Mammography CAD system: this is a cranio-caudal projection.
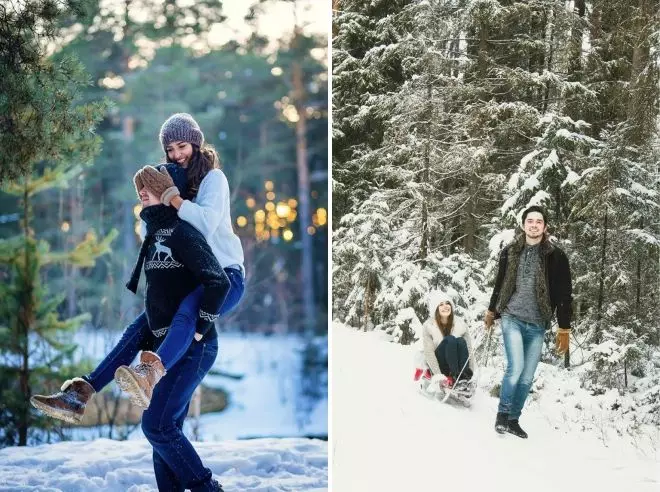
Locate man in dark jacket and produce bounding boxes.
[484,206,573,438]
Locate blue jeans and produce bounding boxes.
[86,267,244,390]
[434,335,473,380]
[142,337,219,492]
[498,314,545,419]
[156,267,245,370]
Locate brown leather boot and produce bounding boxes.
[30,377,95,424]
[114,351,166,408]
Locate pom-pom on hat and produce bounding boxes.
[159,113,204,153]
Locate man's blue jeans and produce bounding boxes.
[142,336,219,492]
[497,314,545,420]
[86,267,244,391]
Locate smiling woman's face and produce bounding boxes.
[166,141,194,167]
[437,302,452,317]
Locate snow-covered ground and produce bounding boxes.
[332,322,659,492]
[0,437,327,491]
[68,331,327,441]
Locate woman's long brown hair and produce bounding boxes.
[165,144,220,200]
[435,304,453,337]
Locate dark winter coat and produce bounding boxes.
[126,204,230,342]
[488,234,573,329]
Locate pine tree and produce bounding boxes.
[0,166,117,447]
[332,194,393,329]
[0,0,104,183]
[0,0,115,447]
[332,0,415,223]
[332,1,660,405]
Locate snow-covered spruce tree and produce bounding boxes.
[569,129,660,387]
[332,194,393,330]
[440,0,586,253]
[567,0,660,389]
[372,0,586,324]
[357,0,461,263]
[374,250,490,346]
[332,0,416,225]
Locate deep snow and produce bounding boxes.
[64,332,327,442]
[332,323,659,492]
[0,438,327,491]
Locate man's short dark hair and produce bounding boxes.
[521,206,547,226]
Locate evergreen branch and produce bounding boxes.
[41,228,118,267]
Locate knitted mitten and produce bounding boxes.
[135,166,180,205]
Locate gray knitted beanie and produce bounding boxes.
[159,113,204,152]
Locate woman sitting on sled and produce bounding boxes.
[415,291,475,394]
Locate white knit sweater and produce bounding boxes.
[422,318,475,376]
[141,168,244,273]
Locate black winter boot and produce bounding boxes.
[495,412,509,434]
[506,419,528,439]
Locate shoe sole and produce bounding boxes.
[495,425,508,434]
[114,367,150,408]
[30,398,83,425]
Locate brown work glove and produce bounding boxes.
[139,166,180,206]
[555,328,571,355]
[484,310,496,330]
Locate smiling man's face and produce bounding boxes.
[523,211,546,240]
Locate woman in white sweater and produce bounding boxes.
[423,291,475,389]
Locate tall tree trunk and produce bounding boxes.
[67,181,82,318]
[595,209,608,344]
[566,0,586,122]
[478,20,488,78]
[332,0,340,38]
[18,181,34,446]
[542,8,554,114]
[419,81,432,262]
[363,275,372,332]
[569,0,586,74]
[627,0,652,145]
[120,116,137,320]
[292,30,316,333]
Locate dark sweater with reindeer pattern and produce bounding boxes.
[127,205,229,342]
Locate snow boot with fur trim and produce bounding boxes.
[114,351,166,408]
[30,377,95,424]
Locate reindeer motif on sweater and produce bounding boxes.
[145,229,181,270]
[134,205,230,342]
[151,236,174,262]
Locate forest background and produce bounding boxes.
[332,0,660,430]
[0,0,328,447]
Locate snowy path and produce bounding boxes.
[0,438,327,491]
[332,324,659,492]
